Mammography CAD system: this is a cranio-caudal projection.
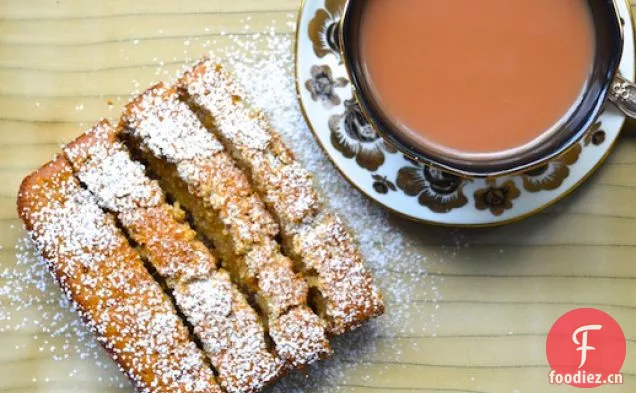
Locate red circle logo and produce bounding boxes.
[546,308,626,388]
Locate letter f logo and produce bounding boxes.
[573,324,603,368]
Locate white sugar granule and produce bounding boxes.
[2,15,443,393]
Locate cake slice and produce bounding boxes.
[62,121,283,393]
[119,84,331,368]
[178,60,384,335]
[17,156,221,393]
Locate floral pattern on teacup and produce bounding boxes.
[583,120,607,147]
[396,161,468,213]
[308,0,345,61]
[372,175,397,194]
[329,98,397,171]
[474,179,521,216]
[298,0,633,223]
[521,143,582,192]
[305,65,348,108]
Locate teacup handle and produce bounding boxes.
[609,73,636,118]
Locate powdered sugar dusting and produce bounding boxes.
[181,59,321,225]
[2,16,442,393]
[219,16,441,313]
[184,61,272,151]
[16,160,221,393]
[125,86,224,162]
[173,273,281,393]
[65,134,165,213]
[3,235,128,387]
[63,124,283,393]
[180,31,382,336]
[291,211,383,335]
[215,17,442,392]
[270,306,331,367]
[175,155,279,254]
[123,84,332,367]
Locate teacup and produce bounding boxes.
[340,0,636,177]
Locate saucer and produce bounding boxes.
[295,0,635,226]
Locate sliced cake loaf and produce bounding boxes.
[62,121,283,393]
[17,156,221,393]
[119,84,331,368]
[178,60,384,335]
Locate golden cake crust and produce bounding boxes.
[179,59,384,335]
[17,156,221,393]
[121,85,331,367]
[16,55,387,392]
[62,123,283,393]
[179,62,320,225]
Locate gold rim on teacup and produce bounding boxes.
[340,0,636,178]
